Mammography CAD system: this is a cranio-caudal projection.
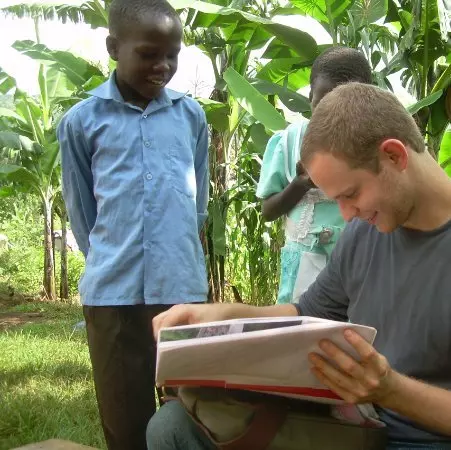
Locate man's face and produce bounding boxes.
[108,13,182,104]
[306,152,414,233]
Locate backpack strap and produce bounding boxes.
[218,402,287,450]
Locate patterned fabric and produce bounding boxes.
[256,121,345,304]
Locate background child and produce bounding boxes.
[257,47,372,304]
[57,1,209,448]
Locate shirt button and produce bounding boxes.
[144,140,150,147]
[143,114,148,119]
[146,172,153,180]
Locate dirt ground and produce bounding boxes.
[0,311,45,331]
[0,293,45,331]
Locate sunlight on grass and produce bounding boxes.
[0,303,106,449]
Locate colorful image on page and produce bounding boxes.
[159,319,304,342]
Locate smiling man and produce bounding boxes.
[147,83,451,450]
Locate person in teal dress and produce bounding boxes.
[257,47,373,304]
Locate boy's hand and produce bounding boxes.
[308,329,397,405]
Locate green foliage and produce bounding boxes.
[0,196,84,298]
[63,251,85,298]
[1,0,450,305]
[0,302,105,450]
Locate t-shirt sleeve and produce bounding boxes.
[256,130,289,199]
[295,223,353,322]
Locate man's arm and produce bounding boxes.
[194,108,209,233]
[57,110,97,258]
[383,372,451,436]
[262,175,314,221]
[309,329,451,436]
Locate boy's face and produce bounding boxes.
[310,75,337,111]
[107,13,182,106]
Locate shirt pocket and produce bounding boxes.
[169,144,196,199]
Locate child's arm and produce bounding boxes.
[57,111,97,258]
[262,174,314,221]
[194,108,209,233]
[257,128,314,222]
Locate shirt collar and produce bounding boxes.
[88,71,187,106]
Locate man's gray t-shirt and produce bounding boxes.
[299,218,451,442]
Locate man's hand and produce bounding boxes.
[308,329,398,405]
[152,304,229,340]
[152,303,299,341]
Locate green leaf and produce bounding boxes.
[0,165,40,188]
[223,67,287,133]
[12,40,104,88]
[431,64,451,94]
[289,0,352,23]
[210,200,226,256]
[0,186,15,198]
[0,131,34,151]
[1,2,108,29]
[46,66,77,98]
[250,79,311,113]
[407,90,443,115]
[350,0,388,29]
[429,94,449,139]
[82,74,107,92]
[197,98,230,132]
[181,2,318,60]
[257,59,311,90]
[250,123,272,154]
[40,142,60,178]
[14,94,45,144]
[385,0,399,23]
[0,107,27,124]
[0,67,16,95]
[439,129,451,175]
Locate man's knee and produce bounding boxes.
[146,400,214,450]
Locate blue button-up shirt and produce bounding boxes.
[57,73,209,306]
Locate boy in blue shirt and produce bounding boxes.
[57,1,209,449]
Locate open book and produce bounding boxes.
[156,316,377,405]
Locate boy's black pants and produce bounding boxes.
[83,304,171,450]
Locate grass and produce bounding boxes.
[0,301,106,450]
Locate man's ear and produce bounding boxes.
[106,35,119,61]
[379,139,408,172]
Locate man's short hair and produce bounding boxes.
[301,83,425,171]
[109,0,180,37]
[310,47,373,87]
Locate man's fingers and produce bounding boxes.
[152,305,190,340]
[311,367,361,404]
[317,339,366,380]
[344,329,389,380]
[309,353,359,393]
[344,330,378,362]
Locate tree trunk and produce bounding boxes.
[60,208,69,300]
[43,198,56,300]
[51,207,56,282]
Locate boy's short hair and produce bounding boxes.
[301,83,425,171]
[310,47,373,86]
[109,0,180,37]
